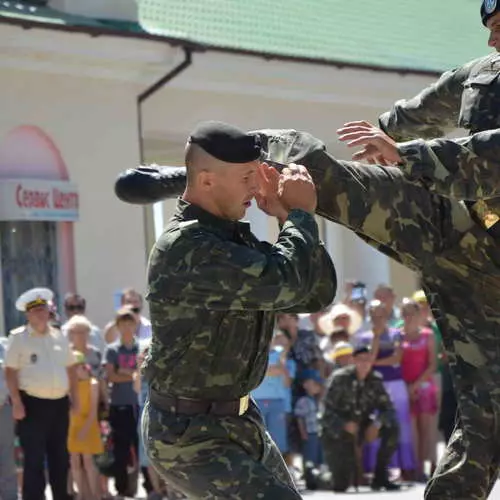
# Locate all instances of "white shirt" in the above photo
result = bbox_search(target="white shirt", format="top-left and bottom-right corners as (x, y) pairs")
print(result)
(137, 316), (152, 341)
(5, 325), (75, 399)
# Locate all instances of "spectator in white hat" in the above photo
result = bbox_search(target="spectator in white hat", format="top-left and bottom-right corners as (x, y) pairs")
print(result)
(317, 304), (362, 359)
(4, 287), (77, 500)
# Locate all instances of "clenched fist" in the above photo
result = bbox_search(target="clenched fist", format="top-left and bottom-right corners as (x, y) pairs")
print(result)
(278, 164), (317, 215)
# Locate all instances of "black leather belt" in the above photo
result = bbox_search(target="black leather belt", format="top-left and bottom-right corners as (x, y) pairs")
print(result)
(487, 220), (500, 238)
(149, 389), (249, 417)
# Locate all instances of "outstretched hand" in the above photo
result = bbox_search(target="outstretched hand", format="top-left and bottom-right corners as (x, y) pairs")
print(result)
(255, 163), (289, 224)
(337, 121), (402, 166)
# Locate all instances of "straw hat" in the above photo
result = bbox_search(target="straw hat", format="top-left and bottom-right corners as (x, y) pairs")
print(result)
(318, 303), (362, 336)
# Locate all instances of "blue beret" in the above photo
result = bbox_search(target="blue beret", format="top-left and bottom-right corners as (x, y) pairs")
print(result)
(188, 121), (262, 164)
(300, 369), (323, 384)
(482, 0), (499, 26)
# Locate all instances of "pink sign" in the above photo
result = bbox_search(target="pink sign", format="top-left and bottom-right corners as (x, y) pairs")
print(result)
(0, 179), (79, 221)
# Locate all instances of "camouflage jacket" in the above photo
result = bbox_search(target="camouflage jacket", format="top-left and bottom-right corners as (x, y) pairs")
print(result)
(143, 199), (336, 400)
(379, 53), (500, 202)
(321, 365), (396, 439)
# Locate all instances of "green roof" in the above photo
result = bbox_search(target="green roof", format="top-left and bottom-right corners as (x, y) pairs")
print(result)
(138, 0), (492, 73)
(1, 1), (493, 75)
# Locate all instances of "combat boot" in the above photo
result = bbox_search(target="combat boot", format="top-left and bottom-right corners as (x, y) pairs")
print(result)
(371, 468), (401, 492)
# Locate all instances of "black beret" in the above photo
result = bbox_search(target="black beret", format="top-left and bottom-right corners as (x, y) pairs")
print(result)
(188, 121), (262, 164)
(481, 0), (499, 26)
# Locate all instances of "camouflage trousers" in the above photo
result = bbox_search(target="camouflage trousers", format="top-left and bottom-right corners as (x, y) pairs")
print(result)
(296, 143), (500, 500)
(321, 421), (398, 492)
(142, 400), (302, 499)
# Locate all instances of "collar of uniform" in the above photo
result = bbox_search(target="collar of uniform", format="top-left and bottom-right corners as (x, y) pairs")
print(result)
(27, 324), (51, 337)
(175, 198), (252, 238)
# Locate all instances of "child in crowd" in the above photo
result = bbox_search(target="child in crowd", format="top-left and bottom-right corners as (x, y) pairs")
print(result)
(294, 370), (323, 469)
(67, 351), (103, 500)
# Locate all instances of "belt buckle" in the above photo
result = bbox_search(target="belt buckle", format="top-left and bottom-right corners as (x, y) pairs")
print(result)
(484, 213), (500, 229)
(471, 200), (500, 229)
(238, 395), (249, 416)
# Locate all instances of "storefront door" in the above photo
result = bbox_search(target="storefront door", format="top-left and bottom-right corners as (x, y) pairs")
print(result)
(0, 221), (59, 334)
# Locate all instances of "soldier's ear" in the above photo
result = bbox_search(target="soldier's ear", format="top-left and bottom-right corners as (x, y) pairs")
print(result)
(198, 169), (217, 191)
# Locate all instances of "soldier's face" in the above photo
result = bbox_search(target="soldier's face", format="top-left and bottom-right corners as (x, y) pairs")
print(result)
(207, 162), (260, 220)
(354, 352), (372, 379)
(487, 13), (500, 50)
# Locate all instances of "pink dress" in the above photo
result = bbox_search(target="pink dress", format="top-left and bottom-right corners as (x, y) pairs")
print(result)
(401, 328), (438, 416)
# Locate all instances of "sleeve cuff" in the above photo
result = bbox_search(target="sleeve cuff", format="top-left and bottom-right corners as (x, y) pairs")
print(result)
(286, 209), (319, 243)
(396, 138), (433, 181)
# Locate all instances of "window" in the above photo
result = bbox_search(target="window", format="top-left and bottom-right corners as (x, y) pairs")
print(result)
(0, 221), (59, 334)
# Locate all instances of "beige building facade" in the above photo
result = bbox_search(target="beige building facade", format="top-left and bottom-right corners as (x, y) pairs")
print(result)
(0, 11), (434, 334)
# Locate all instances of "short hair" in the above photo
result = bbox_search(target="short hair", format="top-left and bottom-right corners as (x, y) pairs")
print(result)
(120, 288), (142, 305)
(184, 142), (224, 185)
(64, 293), (86, 309)
(65, 314), (92, 333)
(375, 284), (394, 294)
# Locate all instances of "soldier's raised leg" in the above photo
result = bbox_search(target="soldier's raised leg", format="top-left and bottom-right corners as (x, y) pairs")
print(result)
(304, 150), (500, 499)
(256, 129), (500, 498)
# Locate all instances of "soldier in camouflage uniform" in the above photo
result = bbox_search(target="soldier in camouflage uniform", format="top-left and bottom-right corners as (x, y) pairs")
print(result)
(141, 121), (337, 499)
(321, 346), (399, 492)
(116, 5), (500, 499)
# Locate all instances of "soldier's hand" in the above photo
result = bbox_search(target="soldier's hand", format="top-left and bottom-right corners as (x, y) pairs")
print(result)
(278, 164), (317, 214)
(344, 421), (358, 435)
(255, 163), (289, 224)
(337, 121), (402, 165)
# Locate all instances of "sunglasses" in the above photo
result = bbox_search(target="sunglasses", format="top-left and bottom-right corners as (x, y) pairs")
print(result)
(66, 304), (84, 311)
(130, 307), (141, 314)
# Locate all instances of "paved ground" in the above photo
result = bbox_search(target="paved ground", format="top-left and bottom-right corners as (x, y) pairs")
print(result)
(45, 441), (500, 498)
(305, 481), (500, 498)
(46, 478), (500, 499)
(44, 476), (500, 499)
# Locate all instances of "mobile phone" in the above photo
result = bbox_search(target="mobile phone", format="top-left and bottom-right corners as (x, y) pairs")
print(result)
(351, 284), (367, 302)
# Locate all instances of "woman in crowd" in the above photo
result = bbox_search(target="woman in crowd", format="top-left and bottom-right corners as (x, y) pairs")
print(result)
(357, 300), (415, 479)
(400, 299), (438, 482)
